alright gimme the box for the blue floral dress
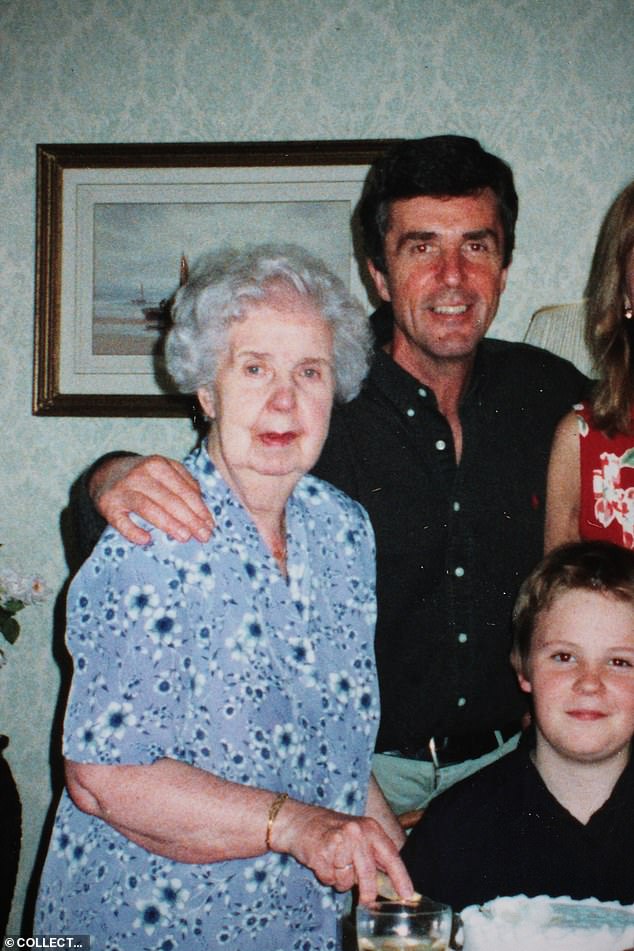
[37,446,379,951]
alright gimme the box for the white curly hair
[165,243,372,402]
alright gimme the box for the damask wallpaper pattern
[0,0,632,933]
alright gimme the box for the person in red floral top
[546,180,634,551]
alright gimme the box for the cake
[459,895,634,951]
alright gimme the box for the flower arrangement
[0,549,49,662]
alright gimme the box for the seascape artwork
[92,201,353,356]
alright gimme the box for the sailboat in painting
[143,255,189,327]
[130,283,147,306]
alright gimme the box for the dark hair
[358,135,518,272]
[511,541,634,673]
[584,180,634,436]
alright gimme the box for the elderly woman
[36,244,412,949]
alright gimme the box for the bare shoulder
[552,408,584,449]
[545,410,582,551]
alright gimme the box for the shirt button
[454,566,465,577]
[435,439,446,451]
[418,387,427,398]
[453,501,460,512]
[406,407,415,417]
[457,697,467,707]
[458,632,468,644]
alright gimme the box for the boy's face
[517,588,634,765]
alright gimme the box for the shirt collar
[367,342,491,416]
[186,441,304,531]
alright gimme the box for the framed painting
[33,139,394,416]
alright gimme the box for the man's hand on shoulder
[90,454,214,546]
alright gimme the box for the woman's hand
[269,799,414,905]
[90,454,214,545]
[68,758,413,903]
[66,758,413,904]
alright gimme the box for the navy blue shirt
[313,328,589,750]
[401,736,634,908]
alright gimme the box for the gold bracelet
[265,791,289,851]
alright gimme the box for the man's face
[368,190,509,368]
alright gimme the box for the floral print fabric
[36,445,379,950]
[577,401,634,548]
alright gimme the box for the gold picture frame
[33,139,393,416]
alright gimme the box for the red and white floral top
[577,400,634,549]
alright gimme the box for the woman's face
[199,291,336,492]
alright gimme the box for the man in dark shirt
[79,136,589,815]
[316,331,586,815]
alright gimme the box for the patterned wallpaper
[0,0,632,932]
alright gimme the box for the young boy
[400,540,634,909]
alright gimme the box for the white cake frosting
[460,895,634,951]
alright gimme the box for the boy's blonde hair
[512,541,634,675]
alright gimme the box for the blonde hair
[585,180,634,435]
[511,541,634,676]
